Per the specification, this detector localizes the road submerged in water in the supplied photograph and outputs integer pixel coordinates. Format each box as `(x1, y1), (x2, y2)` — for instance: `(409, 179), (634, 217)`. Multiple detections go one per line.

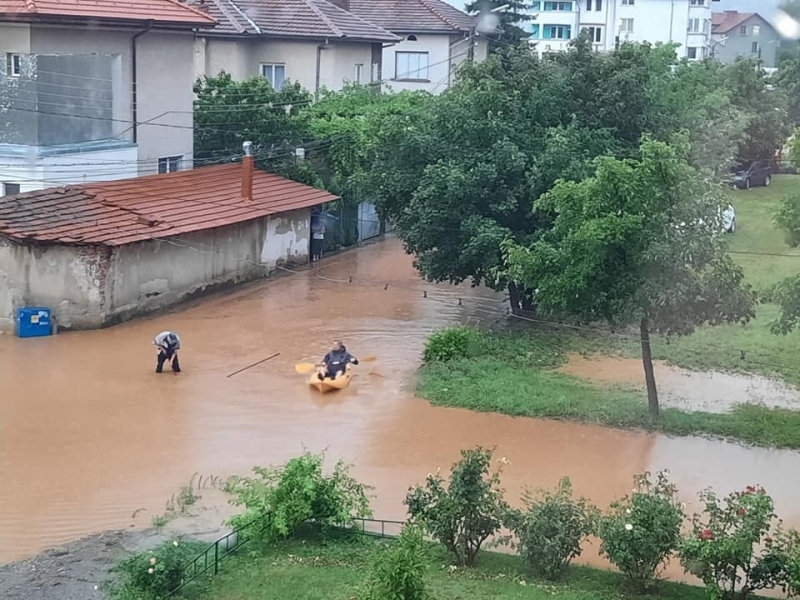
(2, 236), (800, 591)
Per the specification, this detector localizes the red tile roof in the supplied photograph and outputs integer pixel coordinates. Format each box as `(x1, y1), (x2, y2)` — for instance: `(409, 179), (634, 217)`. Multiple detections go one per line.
(348, 0), (476, 33)
(0, 0), (217, 27)
(0, 164), (338, 246)
(199, 0), (400, 41)
(711, 10), (758, 34)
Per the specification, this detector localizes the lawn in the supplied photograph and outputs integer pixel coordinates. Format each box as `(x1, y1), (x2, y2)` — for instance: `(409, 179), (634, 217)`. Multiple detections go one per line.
(415, 176), (800, 449)
(184, 537), (711, 600)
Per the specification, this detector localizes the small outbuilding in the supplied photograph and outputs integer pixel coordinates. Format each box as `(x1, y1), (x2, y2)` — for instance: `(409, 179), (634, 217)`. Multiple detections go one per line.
(0, 158), (338, 330)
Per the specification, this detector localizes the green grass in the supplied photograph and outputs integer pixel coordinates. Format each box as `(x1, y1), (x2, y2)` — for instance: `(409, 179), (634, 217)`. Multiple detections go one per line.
(184, 537), (712, 600)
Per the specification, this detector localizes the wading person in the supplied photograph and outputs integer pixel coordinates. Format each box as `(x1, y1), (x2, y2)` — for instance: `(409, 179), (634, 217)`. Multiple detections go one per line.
(317, 340), (358, 381)
(154, 331), (181, 373)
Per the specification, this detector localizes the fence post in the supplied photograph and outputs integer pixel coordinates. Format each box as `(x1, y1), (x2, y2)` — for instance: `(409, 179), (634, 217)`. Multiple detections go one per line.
(381, 521), (385, 538)
(214, 541), (219, 575)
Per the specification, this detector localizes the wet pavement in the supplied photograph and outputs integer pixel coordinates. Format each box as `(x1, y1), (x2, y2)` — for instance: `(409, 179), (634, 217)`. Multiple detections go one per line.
(2, 237), (800, 582)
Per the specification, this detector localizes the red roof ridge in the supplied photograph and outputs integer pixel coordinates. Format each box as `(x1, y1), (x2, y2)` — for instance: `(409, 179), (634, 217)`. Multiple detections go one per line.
(25, 0), (35, 12)
(416, 0), (468, 31)
(162, 0), (219, 23)
(304, 0), (343, 37)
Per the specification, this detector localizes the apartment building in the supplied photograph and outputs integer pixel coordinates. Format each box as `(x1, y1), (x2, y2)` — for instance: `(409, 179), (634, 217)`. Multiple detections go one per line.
(529, 0), (713, 60)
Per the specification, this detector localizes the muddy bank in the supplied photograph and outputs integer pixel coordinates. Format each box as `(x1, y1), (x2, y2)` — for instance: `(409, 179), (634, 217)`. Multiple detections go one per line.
(560, 353), (800, 414)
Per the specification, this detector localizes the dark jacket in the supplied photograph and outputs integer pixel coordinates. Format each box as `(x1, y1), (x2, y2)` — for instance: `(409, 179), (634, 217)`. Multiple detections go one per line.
(323, 347), (358, 368)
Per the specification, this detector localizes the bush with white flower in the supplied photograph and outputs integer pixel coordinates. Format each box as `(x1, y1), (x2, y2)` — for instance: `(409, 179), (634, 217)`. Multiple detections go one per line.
(598, 470), (685, 591)
(105, 538), (206, 600)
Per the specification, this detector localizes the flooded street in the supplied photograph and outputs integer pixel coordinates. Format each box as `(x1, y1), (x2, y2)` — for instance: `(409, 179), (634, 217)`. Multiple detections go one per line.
(2, 236), (800, 580)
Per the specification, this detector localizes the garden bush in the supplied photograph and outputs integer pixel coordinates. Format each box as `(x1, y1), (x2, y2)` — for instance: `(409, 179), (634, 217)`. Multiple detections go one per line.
(105, 538), (206, 600)
(679, 485), (785, 600)
(225, 450), (373, 543)
(363, 524), (429, 600)
(598, 470), (685, 590)
(774, 525), (800, 598)
(405, 446), (510, 566)
(422, 326), (478, 363)
(509, 477), (598, 580)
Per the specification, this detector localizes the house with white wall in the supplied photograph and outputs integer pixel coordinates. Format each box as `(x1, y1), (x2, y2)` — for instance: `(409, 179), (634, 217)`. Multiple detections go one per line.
(711, 11), (781, 68)
(348, 0), (488, 94)
(0, 0), (216, 195)
(528, 0), (713, 60)
(192, 0), (401, 94)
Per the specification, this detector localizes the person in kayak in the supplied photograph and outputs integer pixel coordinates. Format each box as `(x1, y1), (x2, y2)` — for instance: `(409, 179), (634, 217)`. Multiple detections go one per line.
(154, 331), (181, 373)
(317, 340), (358, 381)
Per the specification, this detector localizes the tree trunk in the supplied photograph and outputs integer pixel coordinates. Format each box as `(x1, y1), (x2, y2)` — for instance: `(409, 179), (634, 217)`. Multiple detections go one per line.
(508, 283), (522, 314)
(640, 318), (660, 419)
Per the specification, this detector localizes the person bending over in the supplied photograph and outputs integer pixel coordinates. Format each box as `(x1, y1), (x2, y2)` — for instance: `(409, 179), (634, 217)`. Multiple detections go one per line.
(317, 340), (357, 381)
(154, 331), (181, 373)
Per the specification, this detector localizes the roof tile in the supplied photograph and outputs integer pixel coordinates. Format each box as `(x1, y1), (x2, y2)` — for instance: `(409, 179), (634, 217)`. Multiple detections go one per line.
(200, 0), (400, 41)
(0, 0), (217, 27)
(711, 10), (761, 34)
(0, 163), (339, 246)
(348, 0), (476, 33)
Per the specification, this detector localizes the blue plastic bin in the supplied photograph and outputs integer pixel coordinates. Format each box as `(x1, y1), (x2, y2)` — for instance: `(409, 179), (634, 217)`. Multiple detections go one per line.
(17, 307), (52, 338)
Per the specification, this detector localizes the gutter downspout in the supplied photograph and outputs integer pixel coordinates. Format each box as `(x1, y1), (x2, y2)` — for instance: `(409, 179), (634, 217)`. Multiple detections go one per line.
(315, 39), (329, 100)
(131, 21), (154, 145)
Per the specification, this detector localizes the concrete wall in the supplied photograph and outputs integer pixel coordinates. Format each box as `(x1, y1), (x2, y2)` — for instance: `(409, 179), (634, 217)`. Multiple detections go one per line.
(0, 238), (110, 330)
(198, 36), (377, 92)
(382, 33), (452, 93)
(712, 14), (780, 68)
(0, 209), (312, 331)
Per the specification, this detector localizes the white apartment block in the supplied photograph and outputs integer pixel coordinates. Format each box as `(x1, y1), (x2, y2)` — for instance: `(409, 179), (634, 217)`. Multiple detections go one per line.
(529, 0), (714, 60)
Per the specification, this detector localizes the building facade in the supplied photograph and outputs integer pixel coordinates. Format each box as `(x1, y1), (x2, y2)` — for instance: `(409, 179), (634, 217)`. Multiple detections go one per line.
(193, 0), (400, 94)
(0, 1), (216, 195)
(0, 162), (338, 330)
(529, 0), (713, 60)
(711, 11), (781, 68)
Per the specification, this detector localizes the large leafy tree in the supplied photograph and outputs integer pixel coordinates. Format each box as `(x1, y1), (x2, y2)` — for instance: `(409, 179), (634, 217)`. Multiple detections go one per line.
(503, 138), (756, 418)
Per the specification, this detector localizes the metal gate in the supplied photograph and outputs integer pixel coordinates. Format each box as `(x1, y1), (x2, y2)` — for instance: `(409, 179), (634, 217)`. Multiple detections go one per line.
(357, 201), (381, 241)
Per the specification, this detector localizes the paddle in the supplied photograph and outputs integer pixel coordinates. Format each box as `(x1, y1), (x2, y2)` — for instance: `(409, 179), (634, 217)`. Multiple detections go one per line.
(294, 355), (377, 375)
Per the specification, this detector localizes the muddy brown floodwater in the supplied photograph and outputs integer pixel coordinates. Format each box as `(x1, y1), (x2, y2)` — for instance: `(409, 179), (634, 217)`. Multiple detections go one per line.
(2, 237), (800, 586)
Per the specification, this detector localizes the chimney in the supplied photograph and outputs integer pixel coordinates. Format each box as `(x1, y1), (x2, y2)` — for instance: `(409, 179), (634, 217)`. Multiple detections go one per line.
(329, 0), (350, 10)
(242, 141), (253, 202)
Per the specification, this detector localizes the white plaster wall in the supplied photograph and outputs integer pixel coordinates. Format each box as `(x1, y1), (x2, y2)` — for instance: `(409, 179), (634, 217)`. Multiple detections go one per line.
(200, 37), (253, 81)
(0, 239), (108, 331)
(328, 43), (375, 89)
(0, 145), (139, 193)
(0, 23), (31, 53)
(382, 33), (451, 94)
(259, 210), (311, 269)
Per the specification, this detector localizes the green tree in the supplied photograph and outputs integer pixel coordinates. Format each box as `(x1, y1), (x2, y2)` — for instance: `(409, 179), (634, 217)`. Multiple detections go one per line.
(776, 59), (800, 127)
(503, 137), (756, 418)
(193, 72), (312, 167)
(464, 0), (533, 51)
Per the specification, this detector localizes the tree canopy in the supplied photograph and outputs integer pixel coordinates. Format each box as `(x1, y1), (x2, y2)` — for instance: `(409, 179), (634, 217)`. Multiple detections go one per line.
(464, 0), (533, 52)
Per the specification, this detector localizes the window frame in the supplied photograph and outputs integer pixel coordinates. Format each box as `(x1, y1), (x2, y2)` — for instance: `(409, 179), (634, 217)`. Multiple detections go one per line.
(620, 18), (634, 33)
(739, 25), (748, 35)
(689, 0), (705, 6)
(583, 26), (602, 43)
(394, 51), (430, 81)
(2, 182), (21, 196)
(354, 63), (363, 84)
(6, 53), (21, 77)
(688, 18), (700, 33)
(157, 155), (183, 174)
(687, 47), (698, 59)
(260, 63), (286, 91)
(751, 41), (760, 53)
(621, 0), (634, 6)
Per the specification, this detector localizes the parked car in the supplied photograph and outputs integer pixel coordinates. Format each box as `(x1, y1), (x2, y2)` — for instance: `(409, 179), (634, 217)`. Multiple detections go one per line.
(722, 204), (735, 233)
(732, 160), (772, 190)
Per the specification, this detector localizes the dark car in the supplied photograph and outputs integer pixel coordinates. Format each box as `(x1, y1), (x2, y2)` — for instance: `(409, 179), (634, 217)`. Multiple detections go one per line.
(732, 160), (772, 190)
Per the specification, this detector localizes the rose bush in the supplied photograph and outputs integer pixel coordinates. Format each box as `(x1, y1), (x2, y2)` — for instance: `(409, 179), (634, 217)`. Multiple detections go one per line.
(598, 470), (685, 590)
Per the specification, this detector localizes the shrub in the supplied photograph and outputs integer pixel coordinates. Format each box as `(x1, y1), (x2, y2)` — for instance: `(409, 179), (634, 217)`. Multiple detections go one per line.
(106, 539), (206, 600)
(226, 451), (373, 543)
(774, 526), (800, 598)
(363, 525), (428, 600)
(423, 326), (477, 363)
(679, 485), (783, 600)
(510, 477), (598, 580)
(775, 193), (800, 248)
(598, 470), (685, 590)
(405, 446), (510, 567)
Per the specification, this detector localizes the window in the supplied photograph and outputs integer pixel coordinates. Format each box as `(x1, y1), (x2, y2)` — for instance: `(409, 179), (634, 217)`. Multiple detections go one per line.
(583, 26), (602, 42)
(531, 1), (541, 9)
(595, 0), (602, 9)
(621, 0), (634, 5)
(2, 183), (20, 196)
(261, 63), (286, 90)
(620, 18), (634, 33)
(354, 63), (363, 84)
(5, 53), (21, 77)
(544, 1), (572, 10)
(395, 51), (429, 80)
(688, 18), (700, 33)
(689, 0), (705, 5)
(753, 25), (761, 35)
(687, 47), (698, 59)
(406, 35), (417, 41)
(739, 25), (747, 35)
(703, 19), (710, 34)
(531, 24), (541, 38)
(158, 156), (182, 174)
(371, 62), (379, 81)
(752, 41), (760, 53)
(544, 24), (571, 39)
